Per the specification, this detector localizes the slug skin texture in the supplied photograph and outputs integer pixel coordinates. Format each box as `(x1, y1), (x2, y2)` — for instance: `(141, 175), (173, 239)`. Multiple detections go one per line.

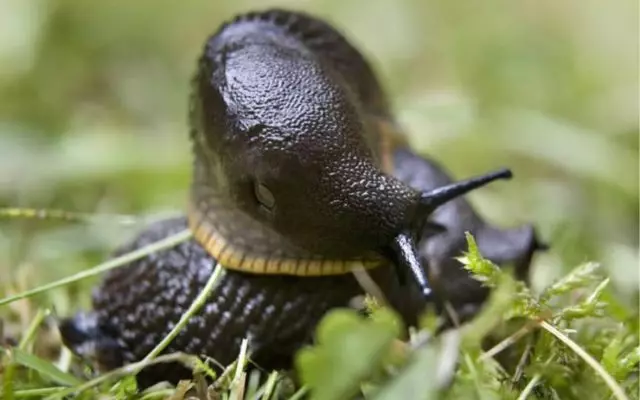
(59, 9), (543, 386)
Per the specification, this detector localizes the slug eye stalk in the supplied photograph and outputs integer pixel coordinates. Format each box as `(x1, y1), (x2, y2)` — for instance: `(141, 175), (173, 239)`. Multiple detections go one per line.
(388, 168), (514, 300)
(419, 168), (513, 211)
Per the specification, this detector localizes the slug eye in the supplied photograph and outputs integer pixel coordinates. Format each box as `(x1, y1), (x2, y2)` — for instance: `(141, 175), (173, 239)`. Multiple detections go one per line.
(254, 180), (276, 212)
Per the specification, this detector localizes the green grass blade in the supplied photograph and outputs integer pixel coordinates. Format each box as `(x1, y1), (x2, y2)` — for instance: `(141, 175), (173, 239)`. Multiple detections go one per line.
(2, 347), (83, 386)
(287, 386), (308, 400)
(232, 338), (250, 385)
(18, 309), (50, 351)
(139, 261), (223, 365)
(44, 352), (199, 399)
(10, 387), (67, 398)
(2, 308), (52, 399)
(260, 371), (279, 400)
(540, 321), (630, 400)
(0, 229), (192, 307)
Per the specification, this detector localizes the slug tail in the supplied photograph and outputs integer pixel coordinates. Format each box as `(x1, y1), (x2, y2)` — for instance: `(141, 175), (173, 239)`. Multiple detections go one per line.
(58, 312), (124, 372)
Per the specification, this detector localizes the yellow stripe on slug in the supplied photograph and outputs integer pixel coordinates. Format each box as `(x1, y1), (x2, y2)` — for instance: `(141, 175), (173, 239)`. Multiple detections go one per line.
(187, 207), (384, 276)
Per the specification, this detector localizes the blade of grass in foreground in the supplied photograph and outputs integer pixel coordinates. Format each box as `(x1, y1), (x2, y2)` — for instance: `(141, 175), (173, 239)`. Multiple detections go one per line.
(139, 262), (224, 364)
(540, 321), (630, 400)
(517, 354), (554, 400)
(231, 338), (250, 385)
(0, 229), (192, 307)
(43, 353), (200, 400)
(1, 348), (83, 387)
(43, 262), (225, 398)
(2, 309), (62, 400)
(258, 371), (280, 400)
(10, 387), (67, 398)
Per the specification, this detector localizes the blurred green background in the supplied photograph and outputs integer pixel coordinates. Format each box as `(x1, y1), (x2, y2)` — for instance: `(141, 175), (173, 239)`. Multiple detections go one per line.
(0, 0), (637, 317)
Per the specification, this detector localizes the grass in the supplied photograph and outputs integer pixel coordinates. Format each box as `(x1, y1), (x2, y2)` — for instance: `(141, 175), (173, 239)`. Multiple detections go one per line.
(0, 224), (637, 399)
(0, 226), (192, 308)
(0, 0), (637, 399)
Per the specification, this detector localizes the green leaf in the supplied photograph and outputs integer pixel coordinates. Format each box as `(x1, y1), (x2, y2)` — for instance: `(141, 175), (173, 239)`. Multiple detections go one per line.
(295, 308), (402, 400)
(3, 347), (83, 387)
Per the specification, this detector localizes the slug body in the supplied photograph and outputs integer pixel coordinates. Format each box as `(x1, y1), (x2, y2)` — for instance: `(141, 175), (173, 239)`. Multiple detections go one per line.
(64, 217), (397, 386)
(60, 10), (543, 386)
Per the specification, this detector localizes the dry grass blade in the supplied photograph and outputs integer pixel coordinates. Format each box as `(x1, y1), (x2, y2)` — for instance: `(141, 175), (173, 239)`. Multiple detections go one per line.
(436, 329), (461, 389)
(517, 354), (554, 400)
(229, 372), (246, 400)
(0, 229), (192, 307)
(478, 321), (537, 362)
(0, 207), (139, 225)
(511, 337), (535, 384)
(540, 321), (630, 400)
(517, 373), (542, 400)
(351, 265), (389, 307)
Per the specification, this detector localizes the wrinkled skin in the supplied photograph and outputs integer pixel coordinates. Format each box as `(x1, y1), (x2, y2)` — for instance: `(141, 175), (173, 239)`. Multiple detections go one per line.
(59, 9), (543, 386)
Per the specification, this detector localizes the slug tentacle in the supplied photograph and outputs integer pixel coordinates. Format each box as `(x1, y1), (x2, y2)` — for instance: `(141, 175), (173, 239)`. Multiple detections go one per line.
(418, 168), (512, 211)
(392, 148), (545, 324)
(58, 312), (124, 373)
(392, 167), (514, 298)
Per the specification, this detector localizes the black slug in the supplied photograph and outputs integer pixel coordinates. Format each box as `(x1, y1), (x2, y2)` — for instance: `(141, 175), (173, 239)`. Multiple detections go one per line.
(59, 9), (543, 386)
(392, 149), (546, 325)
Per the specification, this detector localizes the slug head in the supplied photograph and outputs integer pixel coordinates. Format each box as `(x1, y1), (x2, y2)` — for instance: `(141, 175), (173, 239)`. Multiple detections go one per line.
(387, 169), (513, 297)
(189, 18), (513, 298)
(191, 28), (415, 256)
